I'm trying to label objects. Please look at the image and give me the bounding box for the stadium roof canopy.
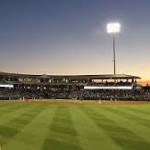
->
[0,72,141,80]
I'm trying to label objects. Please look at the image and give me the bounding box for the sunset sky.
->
[0,0,150,80]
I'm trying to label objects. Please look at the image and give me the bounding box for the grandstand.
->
[0,72,149,100]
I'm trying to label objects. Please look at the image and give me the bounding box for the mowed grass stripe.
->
[127,107,150,116]
[4,106,57,150]
[96,106,150,143]
[103,106,150,129]
[117,105,150,118]
[0,102,24,113]
[0,103,33,120]
[43,106,83,150]
[71,107,121,150]
[82,106,150,150]
[0,104,37,125]
[0,105,34,144]
[94,106,150,142]
[0,104,43,145]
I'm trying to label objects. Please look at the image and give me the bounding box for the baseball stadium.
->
[1,0,150,150]
[0,71,150,150]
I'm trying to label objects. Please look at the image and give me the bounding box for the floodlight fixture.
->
[107,22,121,34]
[106,22,121,75]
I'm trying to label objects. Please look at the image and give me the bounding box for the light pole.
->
[106,22,121,75]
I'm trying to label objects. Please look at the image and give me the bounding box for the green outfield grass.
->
[0,101,150,150]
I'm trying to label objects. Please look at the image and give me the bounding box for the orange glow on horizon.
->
[138,80,150,86]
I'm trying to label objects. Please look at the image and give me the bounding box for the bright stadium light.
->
[0,84,14,88]
[106,22,121,75]
[84,85,133,90]
[106,22,121,34]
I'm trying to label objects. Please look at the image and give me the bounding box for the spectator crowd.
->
[0,85,150,101]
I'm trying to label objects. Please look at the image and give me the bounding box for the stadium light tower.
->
[106,22,121,75]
